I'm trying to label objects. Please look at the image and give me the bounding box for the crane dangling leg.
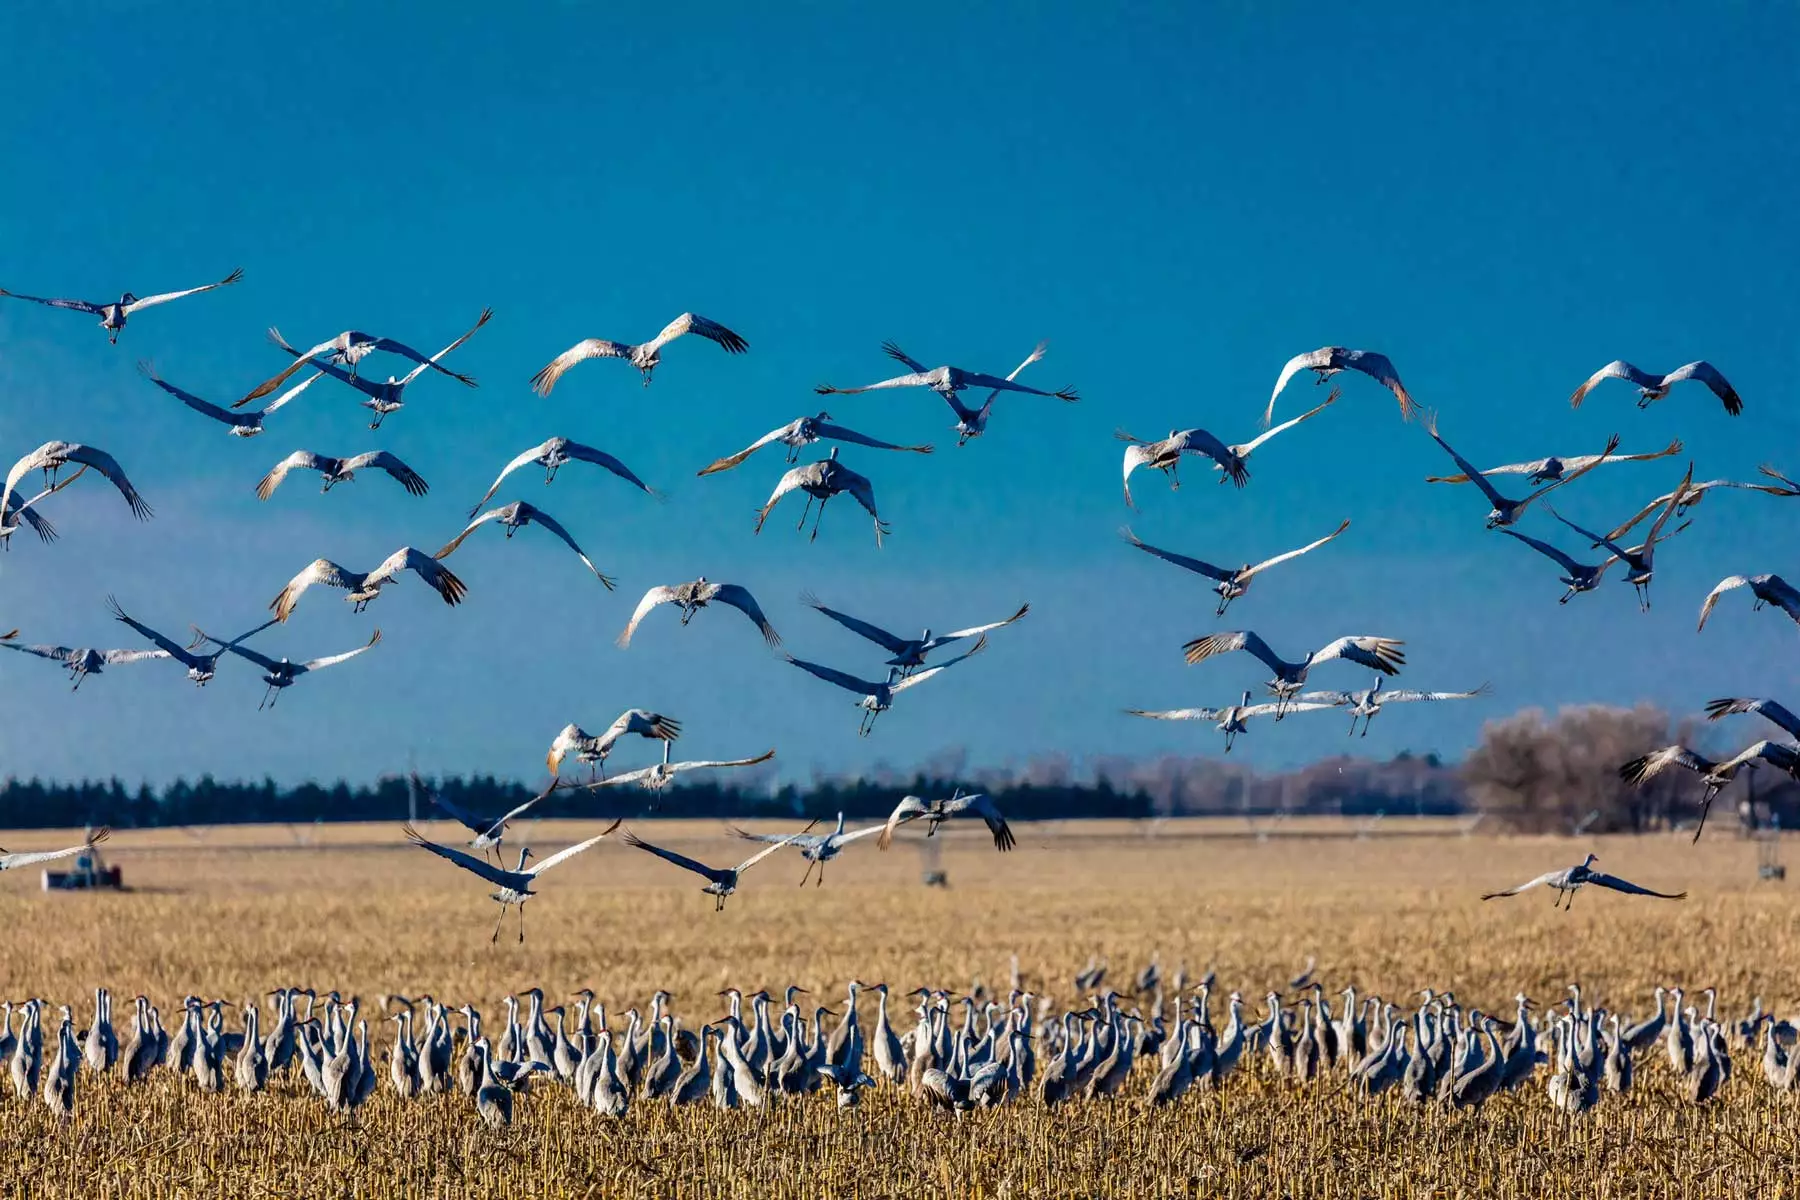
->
[810,496,831,543]
[490,902,510,944]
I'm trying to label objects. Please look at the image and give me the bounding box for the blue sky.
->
[2,4,1797,788]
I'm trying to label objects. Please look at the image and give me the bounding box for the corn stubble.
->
[2,819,1797,1198]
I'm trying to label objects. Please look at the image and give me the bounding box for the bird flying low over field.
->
[1619,741,1800,842]
[404,820,621,943]
[1126,691,1337,751]
[1481,854,1685,907]
[0,827,110,872]
[411,772,558,864]
[531,312,747,393]
[567,744,777,797]
[781,636,989,736]
[546,710,682,777]
[0,268,240,342]
[620,822,817,911]
[876,789,1015,851]
[188,625,383,709]
[1568,359,1742,415]
[1182,630,1405,715]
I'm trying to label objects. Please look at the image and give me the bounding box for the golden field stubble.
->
[1,819,1797,1198]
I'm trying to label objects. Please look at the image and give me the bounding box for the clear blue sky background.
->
[2,4,1797,789]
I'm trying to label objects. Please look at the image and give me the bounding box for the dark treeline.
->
[4,703,1791,834]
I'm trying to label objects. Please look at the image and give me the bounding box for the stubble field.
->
[1,817,1796,1198]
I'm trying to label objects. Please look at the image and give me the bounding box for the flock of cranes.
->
[4,965,1794,1124]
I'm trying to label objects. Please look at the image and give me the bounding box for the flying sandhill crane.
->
[781,636,988,735]
[1702,696,1800,744]
[617,578,780,649]
[1602,466,1800,543]
[1480,854,1686,908]
[139,361,324,437]
[403,820,621,943]
[1182,630,1405,714]
[1,636,171,690]
[235,311,487,406]
[269,548,465,622]
[1568,359,1742,415]
[252,309,493,427]
[108,595,278,686]
[0,827,109,872]
[1542,464,1692,612]
[876,789,1015,851]
[1697,573,1800,633]
[1620,742,1800,842]
[1126,692,1335,751]
[569,743,776,797]
[531,313,747,393]
[1295,676,1490,737]
[1119,389,1338,505]
[1,441,153,522]
[754,448,888,545]
[435,501,615,589]
[1498,521,1690,605]
[800,592,1027,676]
[730,813,886,887]
[1420,413,1619,528]
[697,412,933,476]
[816,340,1077,446]
[410,773,557,865]
[546,711,682,778]
[468,437,657,516]
[254,450,428,501]
[0,467,87,550]
[619,822,818,911]
[1122,521,1349,617]
[1426,438,1682,485]
[1265,346,1414,425]
[186,626,383,709]
[0,267,241,342]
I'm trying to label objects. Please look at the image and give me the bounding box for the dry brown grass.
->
[2,818,1798,1198]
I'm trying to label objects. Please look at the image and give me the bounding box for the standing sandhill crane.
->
[781,636,988,736]
[731,813,886,887]
[1702,696,1800,744]
[1121,521,1349,617]
[235,311,487,406]
[1420,413,1619,528]
[410,774,556,865]
[468,437,657,516]
[1182,630,1405,714]
[532,313,747,393]
[435,500,615,589]
[268,547,466,622]
[107,595,278,686]
[1265,347,1414,425]
[620,822,818,911]
[876,789,1015,851]
[1620,742,1800,841]
[698,412,933,476]
[1119,389,1338,505]
[1426,437,1682,486]
[403,819,621,943]
[1497,522,1690,605]
[816,340,1078,446]
[185,627,382,709]
[569,744,777,798]
[1568,359,1742,415]
[546,711,682,778]
[139,361,323,437]
[754,448,889,545]
[1,441,153,522]
[0,636,171,690]
[0,828,109,873]
[0,465,86,550]
[0,267,241,342]
[255,450,428,501]
[1480,853,1685,908]
[1542,465,1692,612]
[1697,573,1800,633]
[1126,692,1335,751]
[254,309,493,427]
[1602,467,1800,543]
[617,578,780,648]
[800,592,1028,676]
[1295,676,1490,737]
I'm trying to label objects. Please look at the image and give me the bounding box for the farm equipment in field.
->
[1758,817,1786,882]
[41,829,122,891]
